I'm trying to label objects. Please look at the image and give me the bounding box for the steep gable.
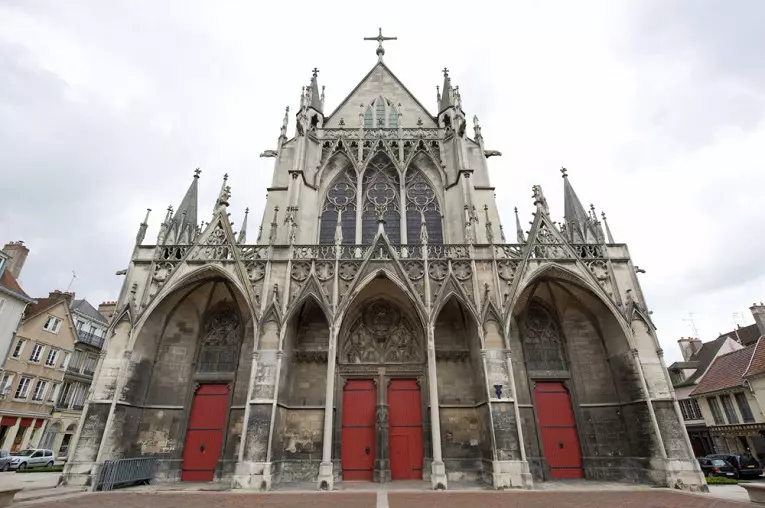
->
[324,63,437,129]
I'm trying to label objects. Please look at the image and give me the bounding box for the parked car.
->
[9,449,54,470]
[706,453,763,478]
[0,451,11,471]
[698,457,737,477]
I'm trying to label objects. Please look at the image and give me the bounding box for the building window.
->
[11,339,25,359]
[31,380,47,402]
[735,392,756,423]
[708,396,725,425]
[197,304,241,374]
[720,394,739,424]
[680,399,703,420]
[319,167,357,245]
[59,352,70,370]
[43,316,62,333]
[47,383,59,404]
[44,349,59,367]
[28,343,44,363]
[14,377,31,400]
[361,153,401,243]
[58,382,72,407]
[0,373,14,396]
[83,356,96,375]
[405,168,443,244]
[364,107,373,129]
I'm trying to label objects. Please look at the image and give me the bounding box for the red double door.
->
[341,379,423,481]
[533,382,583,479]
[181,384,230,482]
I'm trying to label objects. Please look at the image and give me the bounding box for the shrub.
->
[16,466,64,473]
[706,476,739,485]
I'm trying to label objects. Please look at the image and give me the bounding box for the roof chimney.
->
[751,303,765,338]
[98,301,117,323]
[48,290,75,305]
[1,241,29,279]
[677,336,702,361]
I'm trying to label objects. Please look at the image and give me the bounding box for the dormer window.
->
[363,97,399,128]
[43,316,62,333]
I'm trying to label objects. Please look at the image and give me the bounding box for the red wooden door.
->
[341,379,377,480]
[181,384,230,482]
[388,379,423,480]
[533,382,583,479]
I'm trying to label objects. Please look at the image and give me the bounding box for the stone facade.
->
[62,43,704,492]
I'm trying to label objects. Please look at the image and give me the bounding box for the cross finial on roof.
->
[224,173,229,181]
[442,67,449,78]
[364,28,397,62]
[560,167,568,178]
[194,167,201,178]
[312,67,319,77]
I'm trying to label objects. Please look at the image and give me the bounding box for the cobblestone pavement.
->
[19,490,751,508]
[388,491,749,508]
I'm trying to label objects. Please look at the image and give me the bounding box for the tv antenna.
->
[682,312,700,338]
[66,270,77,292]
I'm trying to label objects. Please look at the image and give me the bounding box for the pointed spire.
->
[309,68,322,112]
[165,169,200,245]
[473,115,483,142]
[531,184,550,215]
[439,67,452,112]
[561,167,598,244]
[237,207,249,244]
[514,207,526,243]
[215,173,230,212]
[135,208,151,246]
[280,106,289,138]
[601,212,615,243]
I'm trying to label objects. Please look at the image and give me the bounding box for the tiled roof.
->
[674,336,730,388]
[0,269,34,303]
[71,299,108,325]
[690,346,755,396]
[716,323,762,346]
[23,297,61,321]
[745,337,765,378]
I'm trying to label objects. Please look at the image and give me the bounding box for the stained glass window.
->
[362,154,400,243]
[197,305,241,373]
[364,107,373,129]
[405,167,442,244]
[319,167,357,244]
[523,301,567,372]
[375,99,386,127]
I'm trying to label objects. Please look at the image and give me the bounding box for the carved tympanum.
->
[341,299,422,364]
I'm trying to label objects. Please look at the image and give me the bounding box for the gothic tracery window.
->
[362,154,400,243]
[523,301,566,372]
[319,167,357,244]
[197,305,241,373]
[405,168,443,244]
[363,97,399,129]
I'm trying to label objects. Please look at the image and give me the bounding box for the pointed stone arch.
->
[316,151,356,197]
[403,161,444,245]
[431,274,479,326]
[318,160,358,245]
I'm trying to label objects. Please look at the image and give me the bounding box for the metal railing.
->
[94,456,158,491]
[76,330,105,349]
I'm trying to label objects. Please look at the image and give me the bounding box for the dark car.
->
[706,453,763,478]
[698,457,736,477]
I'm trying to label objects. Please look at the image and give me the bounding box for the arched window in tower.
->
[197,304,241,373]
[364,106,373,129]
[361,153,400,243]
[405,167,443,244]
[319,167,357,244]
[375,98,386,127]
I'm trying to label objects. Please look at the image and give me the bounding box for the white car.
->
[9,449,54,470]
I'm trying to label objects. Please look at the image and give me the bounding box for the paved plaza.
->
[17,490,753,508]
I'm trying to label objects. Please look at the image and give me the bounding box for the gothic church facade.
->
[63,39,705,491]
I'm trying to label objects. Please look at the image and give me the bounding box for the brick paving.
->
[25,492,377,508]
[388,491,748,508]
[19,490,751,508]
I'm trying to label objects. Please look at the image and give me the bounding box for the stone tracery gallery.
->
[62,37,706,491]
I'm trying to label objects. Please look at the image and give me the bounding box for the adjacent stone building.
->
[63,38,704,491]
[0,243,36,365]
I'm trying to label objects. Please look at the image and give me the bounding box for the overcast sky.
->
[1,0,763,363]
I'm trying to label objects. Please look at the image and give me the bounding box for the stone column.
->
[374,369,391,482]
[317,325,338,490]
[426,325,447,490]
